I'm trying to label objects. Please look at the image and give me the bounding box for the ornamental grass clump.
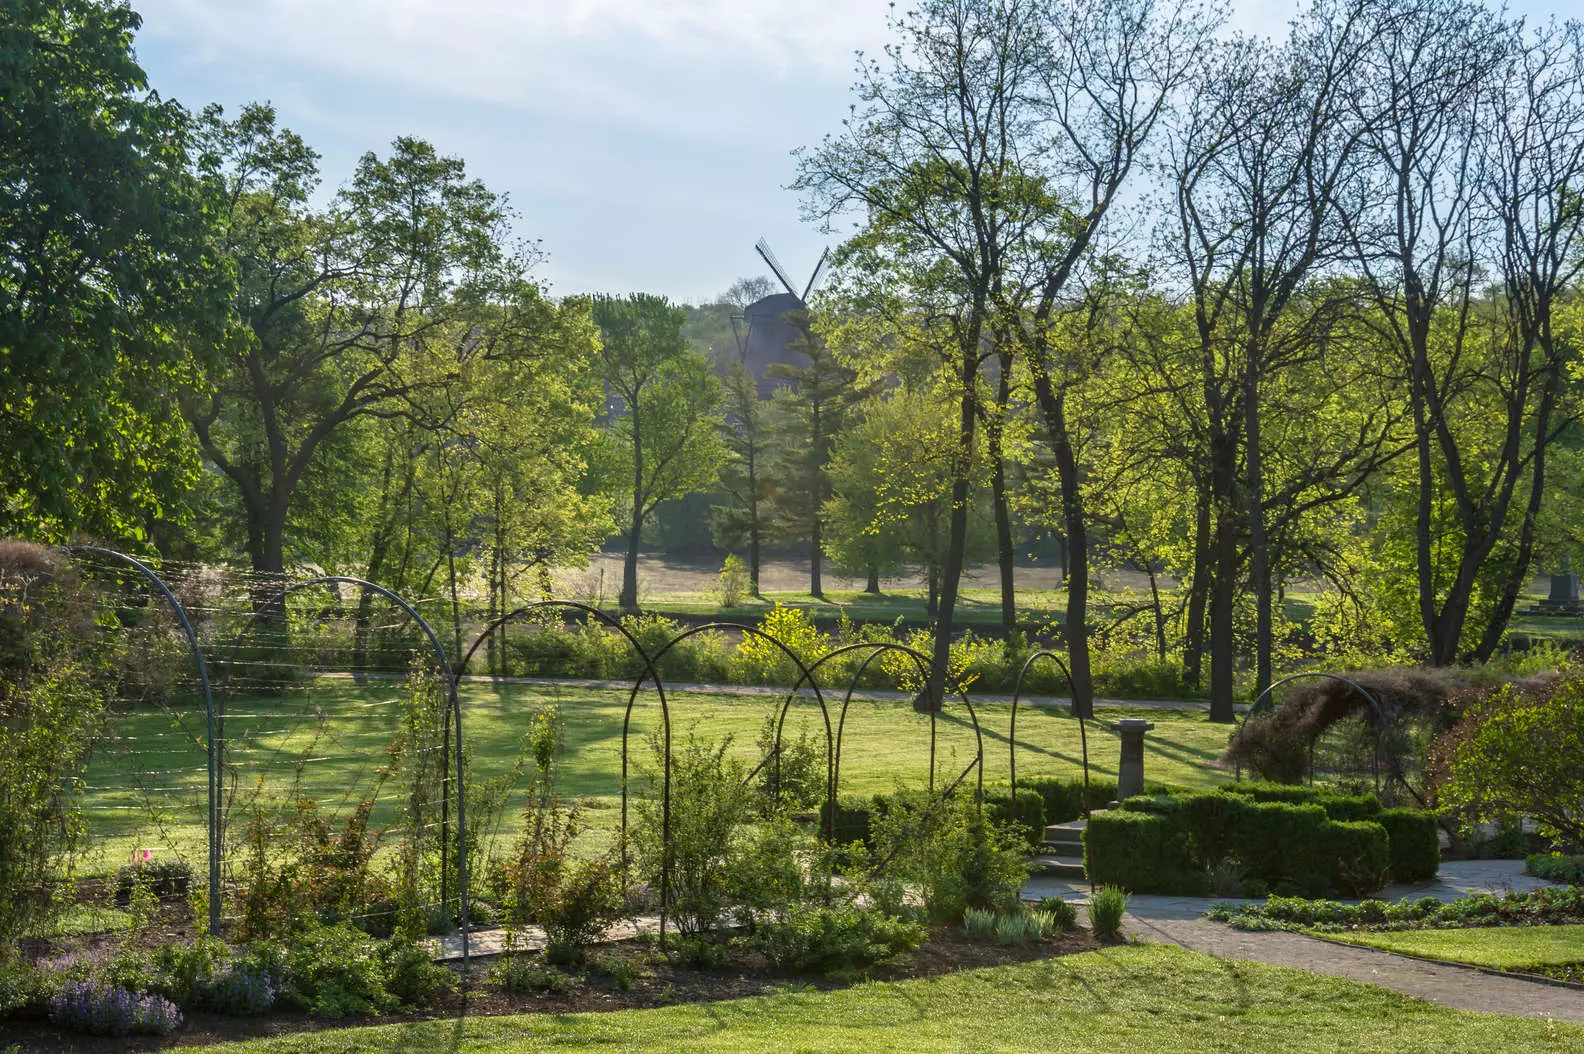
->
[49,982,183,1037]
[1088,886,1128,941]
[963,907,997,940]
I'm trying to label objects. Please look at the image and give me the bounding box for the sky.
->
[131,0,1563,305]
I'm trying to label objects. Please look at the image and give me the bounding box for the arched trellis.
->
[633,621,830,946]
[452,602,669,905]
[795,642,984,810]
[216,576,470,960]
[1008,650,1093,828]
[59,546,223,936]
[1232,672,1400,796]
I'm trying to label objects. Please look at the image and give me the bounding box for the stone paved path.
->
[1128,915,1584,1023]
[330,669,1237,714]
[1027,857,1584,1023]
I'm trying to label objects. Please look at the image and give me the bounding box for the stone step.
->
[1029,853,1086,879]
[1044,818,1087,848]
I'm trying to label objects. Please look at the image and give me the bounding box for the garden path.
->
[1028,858,1584,1023]
[334,668,1234,713]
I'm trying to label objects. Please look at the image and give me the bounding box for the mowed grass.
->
[1324,925,1584,971]
[193,944,1580,1053]
[78,680,1234,872]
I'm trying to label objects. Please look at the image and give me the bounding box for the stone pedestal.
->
[1111,718,1155,801]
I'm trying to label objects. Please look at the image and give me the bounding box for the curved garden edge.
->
[1297,930,1584,994]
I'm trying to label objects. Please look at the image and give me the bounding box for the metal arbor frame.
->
[60,549,1002,957]
[215,576,470,955]
[1007,650,1093,823]
[59,546,223,935]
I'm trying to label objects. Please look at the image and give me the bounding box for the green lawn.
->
[78,681,1233,873]
[1323,925,1584,971]
[190,944,1579,1053]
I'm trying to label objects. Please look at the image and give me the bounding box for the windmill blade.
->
[801,247,830,302]
[755,238,799,299]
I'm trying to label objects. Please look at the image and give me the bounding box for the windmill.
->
[731,238,829,395]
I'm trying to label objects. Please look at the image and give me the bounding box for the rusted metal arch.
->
[1234,672,1399,796]
[632,621,828,946]
[216,576,469,959]
[801,642,986,811]
[59,546,223,936]
[1009,650,1093,828]
[453,601,669,909]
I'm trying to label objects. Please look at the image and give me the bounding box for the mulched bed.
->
[0,925,1103,1053]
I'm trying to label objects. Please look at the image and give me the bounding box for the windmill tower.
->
[732,239,829,396]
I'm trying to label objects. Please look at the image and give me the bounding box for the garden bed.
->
[0,925,1101,1052]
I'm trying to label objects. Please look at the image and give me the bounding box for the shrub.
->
[983,787,1046,850]
[0,546,106,944]
[198,965,277,1016]
[634,730,755,935]
[1084,810,1203,895]
[1429,674,1584,849]
[668,934,727,970]
[1528,853,1584,884]
[715,555,751,608]
[536,857,625,962]
[871,793,1029,921]
[753,713,825,815]
[116,856,194,903]
[149,937,228,1005]
[489,957,576,992]
[744,904,924,974]
[1208,886,1584,932]
[1377,809,1440,883]
[49,982,183,1037]
[1088,887,1128,940]
[378,939,455,1006]
[1033,896,1077,931]
[281,923,400,1017]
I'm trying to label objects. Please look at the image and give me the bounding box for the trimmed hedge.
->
[1083,810,1205,895]
[1219,781,1381,822]
[983,788,1046,849]
[1088,787,1431,897]
[1322,820,1392,896]
[1377,808,1440,884]
[1017,776,1118,824]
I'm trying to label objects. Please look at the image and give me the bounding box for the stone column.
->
[1111,718,1155,801]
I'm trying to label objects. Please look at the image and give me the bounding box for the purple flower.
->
[49,981,183,1037]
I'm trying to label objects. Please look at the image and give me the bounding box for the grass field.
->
[1324,925,1584,971]
[78,680,1234,874]
[191,944,1581,1053]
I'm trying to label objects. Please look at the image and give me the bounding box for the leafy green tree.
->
[824,388,992,614]
[1,0,229,541]
[593,294,727,611]
[762,312,874,599]
[712,360,770,594]
[185,105,513,604]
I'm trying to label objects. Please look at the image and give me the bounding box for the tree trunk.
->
[621,399,643,612]
[747,448,762,596]
[989,432,1017,635]
[989,357,1016,633]
[810,395,824,599]
[927,351,978,711]
[1245,345,1273,702]
[865,565,880,594]
[1183,482,1212,688]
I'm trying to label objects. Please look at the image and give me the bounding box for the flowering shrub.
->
[48,982,183,1037]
